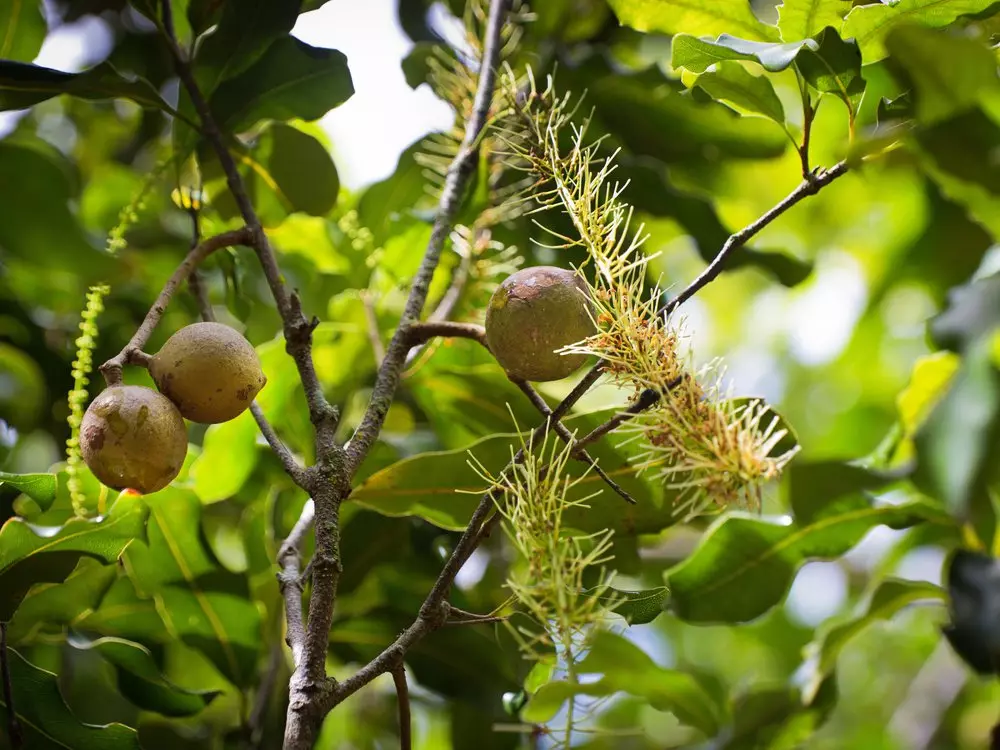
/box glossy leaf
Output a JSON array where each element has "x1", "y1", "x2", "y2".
[
  {"x1": 694, "y1": 62, "x2": 785, "y2": 124},
  {"x1": 671, "y1": 34, "x2": 814, "y2": 74},
  {"x1": 913, "y1": 336, "x2": 1000, "y2": 519},
  {"x1": 777, "y1": 0, "x2": 850, "y2": 41},
  {"x1": 788, "y1": 460, "x2": 898, "y2": 525},
  {"x1": 608, "y1": 0, "x2": 780, "y2": 42},
  {"x1": 525, "y1": 631, "x2": 723, "y2": 735},
  {"x1": 210, "y1": 36, "x2": 354, "y2": 133},
  {"x1": 0, "y1": 471, "x2": 56, "y2": 510},
  {"x1": 884, "y1": 26, "x2": 1000, "y2": 125},
  {"x1": 70, "y1": 635, "x2": 221, "y2": 717},
  {"x1": 7, "y1": 560, "x2": 117, "y2": 644},
  {"x1": 606, "y1": 586, "x2": 670, "y2": 624},
  {"x1": 796, "y1": 27, "x2": 865, "y2": 117},
  {"x1": 0, "y1": 0, "x2": 46, "y2": 62},
  {"x1": 802, "y1": 578, "x2": 944, "y2": 699},
  {"x1": 351, "y1": 410, "x2": 685, "y2": 537},
  {"x1": 842, "y1": 0, "x2": 1000, "y2": 63},
  {"x1": 0, "y1": 648, "x2": 141, "y2": 749},
  {"x1": 0, "y1": 60, "x2": 170, "y2": 112},
  {"x1": 204, "y1": 121, "x2": 340, "y2": 225},
  {"x1": 125, "y1": 488, "x2": 262, "y2": 687},
  {"x1": 191, "y1": 2, "x2": 302, "y2": 96},
  {"x1": 666, "y1": 496, "x2": 950, "y2": 623},
  {"x1": 0, "y1": 493, "x2": 148, "y2": 620},
  {"x1": 944, "y1": 549, "x2": 1000, "y2": 674}
]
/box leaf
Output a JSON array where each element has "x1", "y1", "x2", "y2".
[
  {"x1": 796, "y1": 27, "x2": 865, "y2": 117},
  {"x1": 884, "y1": 26, "x2": 1000, "y2": 125},
  {"x1": 802, "y1": 578, "x2": 944, "y2": 699},
  {"x1": 69, "y1": 635, "x2": 221, "y2": 717},
  {"x1": 0, "y1": 648, "x2": 141, "y2": 749},
  {"x1": 209, "y1": 36, "x2": 354, "y2": 133},
  {"x1": 694, "y1": 61, "x2": 786, "y2": 124},
  {"x1": 606, "y1": 586, "x2": 670, "y2": 624},
  {"x1": 124, "y1": 488, "x2": 261, "y2": 687},
  {"x1": 0, "y1": 60, "x2": 171, "y2": 112},
  {"x1": 525, "y1": 631, "x2": 722, "y2": 735},
  {"x1": 7, "y1": 560, "x2": 117, "y2": 644},
  {"x1": 351, "y1": 409, "x2": 690, "y2": 538},
  {"x1": 842, "y1": 0, "x2": 1000, "y2": 63},
  {"x1": 0, "y1": 0, "x2": 46, "y2": 62},
  {"x1": 203, "y1": 121, "x2": 339, "y2": 225},
  {"x1": 74, "y1": 576, "x2": 171, "y2": 645},
  {"x1": 913, "y1": 108, "x2": 1000, "y2": 199},
  {"x1": 944, "y1": 549, "x2": 1000, "y2": 674},
  {"x1": 777, "y1": 0, "x2": 851, "y2": 41},
  {"x1": 665, "y1": 496, "x2": 950, "y2": 623},
  {"x1": 0, "y1": 472, "x2": 56, "y2": 510},
  {"x1": 671, "y1": 34, "x2": 815, "y2": 74},
  {"x1": 607, "y1": 0, "x2": 780, "y2": 42},
  {"x1": 191, "y1": 409, "x2": 259, "y2": 503},
  {"x1": 0, "y1": 492, "x2": 148, "y2": 621},
  {"x1": 930, "y1": 272, "x2": 1000, "y2": 352},
  {"x1": 913, "y1": 336, "x2": 1000, "y2": 519},
  {"x1": 191, "y1": 2, "x2": 302, "y2": 96},
  {"x1": 565, "y1": 60, "x2": 788, "y2": 167},
  {"x1": 788, "y1": 460, "x2": 898, "y2": 525}
]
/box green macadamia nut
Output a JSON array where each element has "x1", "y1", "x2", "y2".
[
  {"x1": 81, "y1": 385, "x2": 188, "y2": 495},
  {"x1": 149, "y1": 322, "x2": 266, "y2": 424},
  {"x1": 485, "y1": 266, "x2": 596, "y2": 382}
]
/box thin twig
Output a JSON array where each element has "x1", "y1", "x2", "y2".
[
  {"x1": 402, "y1": 228, "x2": 477, "y2": 368},
  {"x1": 99, "y1": 227, "x2": 251, "y2": 385},
  {"x1": 0, "y1": 623, "x2": 22, "y2": 749},
  {"x1": 249, "y1": 643, "x2": 284, "y2": 749},
  {"x1": 573, "y1": 387, "x2": 664, "y2": 452},
  {"x1": 345, "y1": 0, "x2": 512, "y2": 476},
  {"x1": 391, "y1": 666, "x2": 412, "y2": 750},
  {"x1": 277, "y1": 499, "x2": 315, "y2": 670},
  {"x1": 406, "y1": 321, "x2": 488, "y2": 348},
  {"x1": 662, "y1": 162, "x2": 848, "y2": 317},
  {"x1": 250, "y1": 403, "x2": 307, "y2": 485},
  {"x1": 512, "y1": 379, "x2": 636, "y2": 504}
]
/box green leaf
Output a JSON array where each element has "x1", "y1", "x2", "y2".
[
  {"x1": 913, "y1": 108, "x2": 1000, "y2": 201},
  {"x1": 567, "y1": 60, "x2": 788, "y2": 166},
  {"x1": 125, "y1": 488, "x2": 261, "y2": 687},
  {"x1": 777, "y1": 0, "x2": 851, "y2": 41},
  {"x1": 524, "y1": 631, "x2": 722, "y2": 734},
  {"x1": 0, "y1": 60, "x2": 171, "y2": 112},
  {"x1": 351, "y1": 409, "x2": 685, "y2": 538},
  {"x1": 802, "y1": 578, "x2": 944, "y2": 700},
  {"x1": 0, "y1": 472, "x2": 56, "y2": 510},
  {"x1": 671, "y1": 34, "x2": 814, "y2": 74},
  {"x1": 884, "y1": 26, "x2": 1000, "y2": 125},
  {"x1": 694, "y1": 61, "x2": 786, "y2": 124},
  {"x1": 69, "y1": 635, "x2": 221, "y2": 717},
  {"x1": 913, "y1": 336, "x2": 1000, "y2": 519},
  {"x1": 788, "y1": 460, "x2": 898, "y2": 525},
  {"x1": 665, "y1": 496, "x2": 950, "y2": 623},
  {"x1": 842, "y1": 0, "x2": 1000, "y2": 63},
  {"x1": 944, "y1": 549, "x2": 1000, "y2": 674},
  {"x1": 191, "y1": 409, "x2": 259, "y2": 503},
  {"x1": 0, "y1": 0, "x2": 46, "y2": 62},
  {"x1": 7, "y1": 560, "x2": 117, "y2": 644},
  {"x1": 0, "y1": 493, "x2": 148, "y2": 621},
  {"x1": 74, "y1": 576, "x2": 171, "y2": 645},
  {"x1": 209, "y1": 36, "x2": 354, "y2": 133},
  {"x1": 605, "y1": 586, "x2": 670, "y2": 624},
  {"x1": 607, "y1": 0, "x2": 780, "y2": 42},
  {"x1": 796, "y1": 27, "x2": 865, "y2": 117},
  {"x1": 0, "y1": 648, "x2": 141, "y2": 749},
  {"x1": 204, "y1": 121, "x2": 339, "y2": 225},
  {"x1": 931, "y1": 272, "x2": 1000, "y2": 352},
  {"x1": 191, "y1": 2, "x2": 302, "y2": 96}
]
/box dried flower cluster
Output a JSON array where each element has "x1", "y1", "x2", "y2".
[{"x1": 497, "y1": 70, "x2": 797, "y2": 516}]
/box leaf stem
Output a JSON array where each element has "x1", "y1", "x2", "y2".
[{"x1": 391, "y1": 666, "x2": 412, "y2": 750}]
